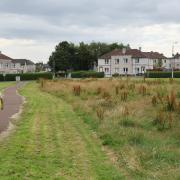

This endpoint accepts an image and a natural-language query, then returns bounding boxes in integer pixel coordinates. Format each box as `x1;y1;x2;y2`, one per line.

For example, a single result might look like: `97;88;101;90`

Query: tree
48;41;129;72
48;41;76;72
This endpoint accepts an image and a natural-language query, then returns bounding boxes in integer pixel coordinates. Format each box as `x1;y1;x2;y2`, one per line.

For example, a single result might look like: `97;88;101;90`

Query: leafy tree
48;41;129;72
48;41;75;72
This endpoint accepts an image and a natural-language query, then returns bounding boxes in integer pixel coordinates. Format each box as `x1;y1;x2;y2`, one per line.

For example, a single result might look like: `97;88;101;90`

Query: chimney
122;47;126;54
139;47;142;51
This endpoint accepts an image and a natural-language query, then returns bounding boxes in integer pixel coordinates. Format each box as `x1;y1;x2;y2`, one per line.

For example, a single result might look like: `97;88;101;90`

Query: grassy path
0;82;122;179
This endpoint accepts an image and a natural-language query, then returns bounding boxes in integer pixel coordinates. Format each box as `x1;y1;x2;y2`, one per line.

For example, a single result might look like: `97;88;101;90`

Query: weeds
73;85;81;96
152;96;157;106
96;106;105;121
166;91;176;111
139;85;146;96
121;91;128;101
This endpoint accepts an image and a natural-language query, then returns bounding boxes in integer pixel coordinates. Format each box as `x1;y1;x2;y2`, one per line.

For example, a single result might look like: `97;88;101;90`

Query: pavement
0;82;24;133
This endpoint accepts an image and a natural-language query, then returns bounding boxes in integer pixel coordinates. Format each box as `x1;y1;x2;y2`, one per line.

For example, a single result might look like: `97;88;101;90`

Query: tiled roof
100;49;147;59
0;52;13;60
174;53;180;59
12;59;35;65
142;52;167;59
99;49;167;59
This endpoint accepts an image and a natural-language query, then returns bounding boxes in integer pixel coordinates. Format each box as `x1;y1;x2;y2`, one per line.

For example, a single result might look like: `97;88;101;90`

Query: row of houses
97;48;180;77
0;51;36;74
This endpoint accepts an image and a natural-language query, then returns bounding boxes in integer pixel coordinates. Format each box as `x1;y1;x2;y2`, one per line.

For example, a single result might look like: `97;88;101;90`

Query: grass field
42;78;180;179
0;82;15;93
0;82;122;179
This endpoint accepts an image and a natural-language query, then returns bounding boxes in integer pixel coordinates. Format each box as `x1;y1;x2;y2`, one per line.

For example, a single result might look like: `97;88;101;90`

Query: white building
98;48;158;77
0;52;35;74
97;48;168;77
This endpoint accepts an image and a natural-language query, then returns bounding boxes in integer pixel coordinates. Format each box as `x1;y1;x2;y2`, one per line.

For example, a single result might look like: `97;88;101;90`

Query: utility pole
172;41;178;78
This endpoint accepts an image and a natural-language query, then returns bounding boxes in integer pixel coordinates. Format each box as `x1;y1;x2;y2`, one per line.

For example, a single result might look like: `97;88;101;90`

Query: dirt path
0;82;24;133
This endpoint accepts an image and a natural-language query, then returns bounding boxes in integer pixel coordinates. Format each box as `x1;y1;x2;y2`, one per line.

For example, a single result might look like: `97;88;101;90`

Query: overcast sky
0;0;180;63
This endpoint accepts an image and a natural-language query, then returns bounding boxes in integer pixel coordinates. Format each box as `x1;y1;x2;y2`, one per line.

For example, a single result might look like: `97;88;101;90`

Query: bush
145;71;180;78
112;73;119;77
0;73;53;81
71;71;104;78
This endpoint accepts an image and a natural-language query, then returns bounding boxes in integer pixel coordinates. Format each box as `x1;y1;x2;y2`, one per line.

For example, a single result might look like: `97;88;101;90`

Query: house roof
142;52;167;59
100;48;147;59
174;53;180;59
99;49;167;59
12;59;35;65
0;52;13;60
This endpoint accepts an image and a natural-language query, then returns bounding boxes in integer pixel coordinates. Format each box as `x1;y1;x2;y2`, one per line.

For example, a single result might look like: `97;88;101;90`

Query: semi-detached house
0;51;35;74
98;48;167;77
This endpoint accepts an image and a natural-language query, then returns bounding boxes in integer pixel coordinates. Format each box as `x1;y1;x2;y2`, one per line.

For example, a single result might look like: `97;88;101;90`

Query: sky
0;0;180;63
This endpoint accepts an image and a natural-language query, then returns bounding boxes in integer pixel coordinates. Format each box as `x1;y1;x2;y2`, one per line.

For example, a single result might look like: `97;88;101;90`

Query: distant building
97;48;168;77
172;53;180;70
0;51;35;74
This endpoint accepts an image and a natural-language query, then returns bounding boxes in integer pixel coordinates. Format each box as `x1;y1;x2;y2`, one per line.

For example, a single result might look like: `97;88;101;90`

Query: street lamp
172;41;178;78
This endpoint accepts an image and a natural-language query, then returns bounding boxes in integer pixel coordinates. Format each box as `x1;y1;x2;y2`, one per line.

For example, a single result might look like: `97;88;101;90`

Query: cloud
0;0;180;62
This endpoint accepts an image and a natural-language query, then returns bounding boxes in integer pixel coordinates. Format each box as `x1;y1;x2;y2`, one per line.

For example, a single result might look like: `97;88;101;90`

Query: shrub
145;71;180;78
112;73;119;77
71;71;104;78
0;73;53;81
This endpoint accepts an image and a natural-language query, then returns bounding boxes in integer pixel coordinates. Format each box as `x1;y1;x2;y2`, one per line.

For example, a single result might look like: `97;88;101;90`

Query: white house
0;52;35;74
97;48;169;77
98;48;156;77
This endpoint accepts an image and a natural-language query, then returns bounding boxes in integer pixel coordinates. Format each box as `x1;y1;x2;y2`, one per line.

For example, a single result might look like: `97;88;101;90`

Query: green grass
0;82;122;179
42;78;180;179
0;82;15;93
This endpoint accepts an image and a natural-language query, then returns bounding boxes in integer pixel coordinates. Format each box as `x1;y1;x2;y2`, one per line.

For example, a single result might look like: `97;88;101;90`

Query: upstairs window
123;68;128;73
105;59;109;64
135;58;139;63
115;59;119;64
124;58;128;63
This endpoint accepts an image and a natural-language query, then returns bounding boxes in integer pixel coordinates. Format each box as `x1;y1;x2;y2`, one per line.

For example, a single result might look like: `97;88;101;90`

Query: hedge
145;71;180;78
0;73;53;81
71;71;104;78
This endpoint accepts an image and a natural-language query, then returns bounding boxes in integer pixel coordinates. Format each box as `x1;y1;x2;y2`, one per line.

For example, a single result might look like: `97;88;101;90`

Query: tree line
48;41;129;72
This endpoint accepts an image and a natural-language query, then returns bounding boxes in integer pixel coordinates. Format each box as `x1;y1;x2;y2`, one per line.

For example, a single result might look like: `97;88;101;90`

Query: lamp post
172;41;178;78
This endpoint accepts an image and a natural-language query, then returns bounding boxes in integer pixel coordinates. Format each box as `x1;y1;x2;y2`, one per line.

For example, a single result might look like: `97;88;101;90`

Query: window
123;58;128;63
115;59;119;64
99;67;103;72
164;60;166;63
5;63;9;68
105;59;109;64
135;59;139;63
115;68;119;73
123;68;128;73
105;68;109;73
136;68;139;72
177;64;179;67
